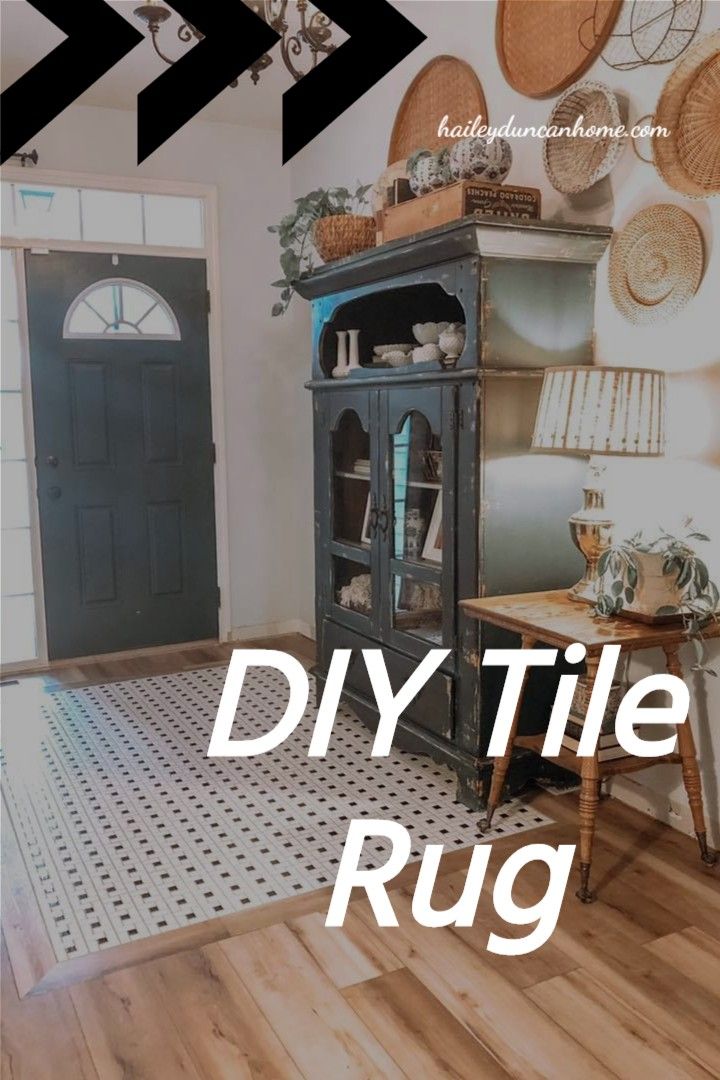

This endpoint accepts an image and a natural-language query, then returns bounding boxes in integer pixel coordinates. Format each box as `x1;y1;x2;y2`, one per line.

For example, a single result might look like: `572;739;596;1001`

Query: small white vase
347;329;361;370
333;331;349;378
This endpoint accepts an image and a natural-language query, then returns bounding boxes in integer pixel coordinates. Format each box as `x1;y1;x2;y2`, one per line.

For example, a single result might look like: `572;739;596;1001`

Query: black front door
25;251;218;659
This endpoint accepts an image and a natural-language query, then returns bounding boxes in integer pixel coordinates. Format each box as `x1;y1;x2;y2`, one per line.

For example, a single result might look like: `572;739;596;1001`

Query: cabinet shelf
390;556;442;583
335;470;370;481
330;539;370;564
335;470;440;491
396;480;441;490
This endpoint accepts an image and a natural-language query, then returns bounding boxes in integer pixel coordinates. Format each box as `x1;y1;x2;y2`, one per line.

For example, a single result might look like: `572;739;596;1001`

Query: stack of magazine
562;678;630;762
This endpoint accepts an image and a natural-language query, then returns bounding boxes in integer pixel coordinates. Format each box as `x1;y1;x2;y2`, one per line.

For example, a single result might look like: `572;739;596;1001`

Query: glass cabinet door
384;389;453;654
391;411;443;568
327;400;377;633
332;409;371;549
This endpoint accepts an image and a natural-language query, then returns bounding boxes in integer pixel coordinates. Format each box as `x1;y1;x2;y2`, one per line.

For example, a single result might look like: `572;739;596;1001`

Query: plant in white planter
594;523;719;674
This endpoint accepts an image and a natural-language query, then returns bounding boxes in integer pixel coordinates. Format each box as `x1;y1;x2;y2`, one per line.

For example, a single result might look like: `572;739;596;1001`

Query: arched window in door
63;278;180;340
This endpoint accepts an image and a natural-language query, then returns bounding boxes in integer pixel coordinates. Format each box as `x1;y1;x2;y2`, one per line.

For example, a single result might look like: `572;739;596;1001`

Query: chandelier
133;1;336;86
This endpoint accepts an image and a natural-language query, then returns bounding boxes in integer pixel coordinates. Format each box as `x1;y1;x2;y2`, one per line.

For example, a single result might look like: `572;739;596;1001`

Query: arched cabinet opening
320;282;466;378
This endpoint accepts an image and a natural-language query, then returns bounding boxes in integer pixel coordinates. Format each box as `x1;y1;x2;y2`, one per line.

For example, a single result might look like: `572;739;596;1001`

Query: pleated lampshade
532;366;665;458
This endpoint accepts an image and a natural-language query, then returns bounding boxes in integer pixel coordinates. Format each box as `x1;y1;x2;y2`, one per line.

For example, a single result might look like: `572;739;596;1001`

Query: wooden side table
460;589;719;903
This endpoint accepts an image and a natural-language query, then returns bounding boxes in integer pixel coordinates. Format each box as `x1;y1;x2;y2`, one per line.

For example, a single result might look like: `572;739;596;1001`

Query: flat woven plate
609;204;704;324
496;0;623;98
388;55;488;165
653;29;720;197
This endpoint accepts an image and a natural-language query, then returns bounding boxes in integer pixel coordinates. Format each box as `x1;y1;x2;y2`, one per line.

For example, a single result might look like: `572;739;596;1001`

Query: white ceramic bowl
373;343;414;356
412;322;449;345
412;343;444;364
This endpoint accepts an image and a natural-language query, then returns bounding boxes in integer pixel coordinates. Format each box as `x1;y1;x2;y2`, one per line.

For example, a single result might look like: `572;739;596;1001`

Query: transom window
63;279;180;340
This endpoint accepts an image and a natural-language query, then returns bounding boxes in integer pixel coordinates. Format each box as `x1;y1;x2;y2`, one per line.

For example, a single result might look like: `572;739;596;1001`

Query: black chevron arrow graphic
0;0;143;164
282;0;426;164
137;1;280;163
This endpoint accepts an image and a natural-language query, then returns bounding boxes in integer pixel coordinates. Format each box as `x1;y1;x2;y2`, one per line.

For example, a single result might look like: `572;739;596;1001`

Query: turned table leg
664;644;717;867
576;655;601;903
483;634;536;831
577;753;600;902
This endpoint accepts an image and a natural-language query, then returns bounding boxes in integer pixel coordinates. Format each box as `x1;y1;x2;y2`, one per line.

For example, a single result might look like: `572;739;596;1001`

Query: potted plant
594;521;719;674
268;185;373;316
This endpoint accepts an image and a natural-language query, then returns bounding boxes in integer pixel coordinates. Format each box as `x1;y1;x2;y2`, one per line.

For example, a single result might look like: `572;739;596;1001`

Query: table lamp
532;366;665;603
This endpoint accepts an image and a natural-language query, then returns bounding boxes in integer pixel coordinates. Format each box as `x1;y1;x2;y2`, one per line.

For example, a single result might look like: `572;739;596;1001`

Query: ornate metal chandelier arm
304;6;335;54
134;0;335;84
146;26;178;66
279;0;335;81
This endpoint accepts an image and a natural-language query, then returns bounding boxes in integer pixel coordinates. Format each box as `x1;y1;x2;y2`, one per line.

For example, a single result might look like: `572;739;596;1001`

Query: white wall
290;0;720;841
25;104;313;638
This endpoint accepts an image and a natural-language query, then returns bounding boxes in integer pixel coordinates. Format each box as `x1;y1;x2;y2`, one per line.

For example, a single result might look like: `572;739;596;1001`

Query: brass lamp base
568;457;613;604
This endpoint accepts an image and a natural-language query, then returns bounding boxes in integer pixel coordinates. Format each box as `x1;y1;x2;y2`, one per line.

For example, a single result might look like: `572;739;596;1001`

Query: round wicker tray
543;81;624;193
609;204;704;324
388;55;488;164
652;29;720;197
496;0;623;98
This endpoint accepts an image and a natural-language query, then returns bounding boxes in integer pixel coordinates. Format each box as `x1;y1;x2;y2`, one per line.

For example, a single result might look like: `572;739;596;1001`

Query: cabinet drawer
322;619;454;742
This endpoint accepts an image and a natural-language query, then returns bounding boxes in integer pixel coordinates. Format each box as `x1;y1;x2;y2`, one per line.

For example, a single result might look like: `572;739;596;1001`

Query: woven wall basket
609;204;704;324
312;215;375;263
388;56;488;164
651;29;720;197
496;0;623;97
543;81;624;194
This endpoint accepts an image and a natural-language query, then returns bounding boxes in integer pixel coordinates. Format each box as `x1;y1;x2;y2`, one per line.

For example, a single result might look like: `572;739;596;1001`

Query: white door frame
1;167;232;667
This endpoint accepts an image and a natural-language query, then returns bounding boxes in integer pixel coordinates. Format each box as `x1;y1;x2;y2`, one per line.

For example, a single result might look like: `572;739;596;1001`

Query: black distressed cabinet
298;216;611;809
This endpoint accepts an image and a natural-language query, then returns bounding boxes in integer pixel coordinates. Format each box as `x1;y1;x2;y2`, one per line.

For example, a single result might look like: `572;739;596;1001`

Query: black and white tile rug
1;665;552;962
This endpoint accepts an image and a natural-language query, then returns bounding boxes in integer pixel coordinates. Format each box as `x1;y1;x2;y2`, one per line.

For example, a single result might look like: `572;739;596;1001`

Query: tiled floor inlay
1;665;552;961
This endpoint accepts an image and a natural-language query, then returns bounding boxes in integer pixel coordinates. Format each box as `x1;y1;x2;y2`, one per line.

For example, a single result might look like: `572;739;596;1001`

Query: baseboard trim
229;620;315;642
608;774;720;848
1;637;220;678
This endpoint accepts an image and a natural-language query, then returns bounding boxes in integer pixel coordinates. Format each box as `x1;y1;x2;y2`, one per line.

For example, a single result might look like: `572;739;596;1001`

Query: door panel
69;361;112;466
25;250;218;659
141;362;180;463
77;505;117;604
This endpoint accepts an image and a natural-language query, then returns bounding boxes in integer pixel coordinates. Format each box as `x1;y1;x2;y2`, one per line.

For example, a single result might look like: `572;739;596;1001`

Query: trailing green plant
594;522;719;674
268;184;372;316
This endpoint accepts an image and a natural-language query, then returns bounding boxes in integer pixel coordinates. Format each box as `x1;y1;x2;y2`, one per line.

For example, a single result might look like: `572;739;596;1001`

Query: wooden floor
2;640;719;1079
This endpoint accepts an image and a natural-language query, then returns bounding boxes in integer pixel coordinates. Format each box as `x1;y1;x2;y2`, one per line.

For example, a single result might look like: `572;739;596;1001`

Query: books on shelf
561;678;631;761
561;731;631;762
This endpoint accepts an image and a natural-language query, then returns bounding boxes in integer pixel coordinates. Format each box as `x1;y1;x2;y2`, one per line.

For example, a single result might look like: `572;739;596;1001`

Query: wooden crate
378;181;542;244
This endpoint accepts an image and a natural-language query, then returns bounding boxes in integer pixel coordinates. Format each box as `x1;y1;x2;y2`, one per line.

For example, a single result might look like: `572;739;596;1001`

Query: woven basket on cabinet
313;214;375;262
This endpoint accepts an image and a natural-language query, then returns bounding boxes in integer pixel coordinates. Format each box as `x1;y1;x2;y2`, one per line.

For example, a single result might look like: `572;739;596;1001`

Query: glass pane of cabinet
333;555;372;617
332;410;371;548
391;572;443;644
392;412;443;567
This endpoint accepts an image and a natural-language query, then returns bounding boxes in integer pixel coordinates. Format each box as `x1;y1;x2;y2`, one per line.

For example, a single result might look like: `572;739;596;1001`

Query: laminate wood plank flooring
2;638;718;1079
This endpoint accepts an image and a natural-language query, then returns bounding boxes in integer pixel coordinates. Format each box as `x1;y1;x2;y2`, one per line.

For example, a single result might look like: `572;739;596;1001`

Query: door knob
47;486;62;500
46;455;59;467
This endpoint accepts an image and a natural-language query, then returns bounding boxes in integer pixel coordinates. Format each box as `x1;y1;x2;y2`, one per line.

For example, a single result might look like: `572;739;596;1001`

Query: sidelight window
63;279;180;340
